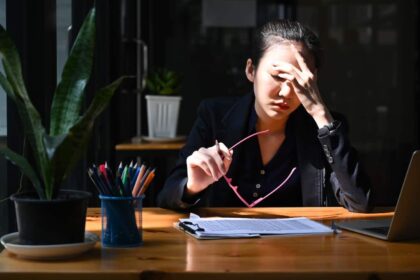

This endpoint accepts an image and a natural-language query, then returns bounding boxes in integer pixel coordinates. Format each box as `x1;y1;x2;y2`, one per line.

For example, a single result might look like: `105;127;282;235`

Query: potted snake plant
145;68;182;139
0;9;123;245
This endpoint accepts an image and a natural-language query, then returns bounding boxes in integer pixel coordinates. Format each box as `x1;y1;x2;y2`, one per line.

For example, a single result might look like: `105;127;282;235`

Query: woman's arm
156;100;232;210
276;44;372;212
156;103;211;210
318;118;372;212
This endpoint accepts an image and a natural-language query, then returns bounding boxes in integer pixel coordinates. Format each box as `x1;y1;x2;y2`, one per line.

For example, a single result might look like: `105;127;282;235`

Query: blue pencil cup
99;195;144;247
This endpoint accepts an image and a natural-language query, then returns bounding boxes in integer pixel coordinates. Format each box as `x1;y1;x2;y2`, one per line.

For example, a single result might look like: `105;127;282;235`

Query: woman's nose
279;82;293;97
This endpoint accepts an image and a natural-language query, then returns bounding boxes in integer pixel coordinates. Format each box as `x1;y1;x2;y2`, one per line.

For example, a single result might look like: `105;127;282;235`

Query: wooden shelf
115;141;185;151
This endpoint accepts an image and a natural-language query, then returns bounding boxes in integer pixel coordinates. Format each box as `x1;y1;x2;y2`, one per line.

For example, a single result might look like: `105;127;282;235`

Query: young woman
157;20;372;212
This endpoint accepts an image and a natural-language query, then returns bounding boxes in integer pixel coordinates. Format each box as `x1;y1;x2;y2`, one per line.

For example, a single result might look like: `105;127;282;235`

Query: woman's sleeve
318;120;373;213
156;101;213;210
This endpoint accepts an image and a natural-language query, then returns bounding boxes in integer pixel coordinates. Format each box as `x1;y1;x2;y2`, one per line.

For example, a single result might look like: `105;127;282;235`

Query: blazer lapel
219;92;254;177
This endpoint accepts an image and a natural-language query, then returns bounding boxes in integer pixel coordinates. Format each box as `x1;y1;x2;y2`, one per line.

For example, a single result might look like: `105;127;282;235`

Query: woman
157;20;372;212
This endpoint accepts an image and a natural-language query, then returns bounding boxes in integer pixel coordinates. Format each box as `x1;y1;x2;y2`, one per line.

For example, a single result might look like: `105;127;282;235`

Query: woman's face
246;41;315;121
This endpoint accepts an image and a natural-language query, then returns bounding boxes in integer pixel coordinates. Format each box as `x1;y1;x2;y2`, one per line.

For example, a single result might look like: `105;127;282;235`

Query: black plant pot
11;190;91;245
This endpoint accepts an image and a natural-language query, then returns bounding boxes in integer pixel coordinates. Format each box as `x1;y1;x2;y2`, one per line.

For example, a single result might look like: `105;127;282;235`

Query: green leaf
45;77;125;194
0;25;26;99
0;71;15;102
1;10;123;200
0;147;45;199
145;68;181;94
49;9;96;136
0;24;51;198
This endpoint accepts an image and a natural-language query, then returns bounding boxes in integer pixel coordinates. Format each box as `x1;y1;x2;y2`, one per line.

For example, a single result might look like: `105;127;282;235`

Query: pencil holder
99;195;144;247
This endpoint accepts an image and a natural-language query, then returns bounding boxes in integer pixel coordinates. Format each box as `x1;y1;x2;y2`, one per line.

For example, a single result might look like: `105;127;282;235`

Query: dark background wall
143;0;420;206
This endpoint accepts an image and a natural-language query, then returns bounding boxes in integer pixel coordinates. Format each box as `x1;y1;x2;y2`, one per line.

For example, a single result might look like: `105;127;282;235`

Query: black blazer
157;93;372;212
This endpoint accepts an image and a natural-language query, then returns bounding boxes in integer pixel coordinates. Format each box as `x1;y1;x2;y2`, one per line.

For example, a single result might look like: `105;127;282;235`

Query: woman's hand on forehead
269;43;315;75
290;43;316;77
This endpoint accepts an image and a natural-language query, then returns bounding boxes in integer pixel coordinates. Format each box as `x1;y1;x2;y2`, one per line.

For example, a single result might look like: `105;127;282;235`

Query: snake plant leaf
45;77;125;195
0;72;15;102
0;24;51;196
0;9;121;200
0;147;45;199
7;96;52;197
49;9;95;136
0;25;26;99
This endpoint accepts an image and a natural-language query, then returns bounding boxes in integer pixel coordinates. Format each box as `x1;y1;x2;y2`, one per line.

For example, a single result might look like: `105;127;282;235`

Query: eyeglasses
218;130;297;208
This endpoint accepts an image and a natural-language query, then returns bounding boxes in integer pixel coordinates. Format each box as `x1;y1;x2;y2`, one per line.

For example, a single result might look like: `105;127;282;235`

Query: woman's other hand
185;142;233;196
273;44;334;127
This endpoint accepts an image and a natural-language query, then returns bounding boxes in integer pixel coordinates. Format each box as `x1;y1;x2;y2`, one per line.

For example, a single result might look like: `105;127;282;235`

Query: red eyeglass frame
219;130;297;208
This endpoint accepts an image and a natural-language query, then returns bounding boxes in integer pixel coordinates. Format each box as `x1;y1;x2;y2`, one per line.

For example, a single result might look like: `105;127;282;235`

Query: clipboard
174;213;334;240
174;222;259;240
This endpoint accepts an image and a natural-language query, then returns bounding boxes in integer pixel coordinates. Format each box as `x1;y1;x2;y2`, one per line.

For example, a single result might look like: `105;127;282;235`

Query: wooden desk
2;207;420;280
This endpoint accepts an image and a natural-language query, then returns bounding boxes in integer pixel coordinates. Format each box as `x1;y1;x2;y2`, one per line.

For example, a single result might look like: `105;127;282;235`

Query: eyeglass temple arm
229;130;270;151
248;167;297;208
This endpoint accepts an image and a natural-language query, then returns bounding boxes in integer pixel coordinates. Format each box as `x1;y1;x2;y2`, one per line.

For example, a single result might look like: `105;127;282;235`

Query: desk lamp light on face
216;130;297;208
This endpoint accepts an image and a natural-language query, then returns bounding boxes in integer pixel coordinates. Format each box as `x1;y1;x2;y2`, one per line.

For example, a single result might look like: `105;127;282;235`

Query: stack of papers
175;213;334;239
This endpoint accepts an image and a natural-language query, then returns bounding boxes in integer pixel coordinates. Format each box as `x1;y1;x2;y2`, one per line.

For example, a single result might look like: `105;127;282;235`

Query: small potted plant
0;9;123;245
145;68;182;139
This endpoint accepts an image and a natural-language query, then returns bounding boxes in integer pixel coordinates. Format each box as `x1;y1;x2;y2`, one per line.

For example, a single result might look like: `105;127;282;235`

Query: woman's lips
272;103;290;110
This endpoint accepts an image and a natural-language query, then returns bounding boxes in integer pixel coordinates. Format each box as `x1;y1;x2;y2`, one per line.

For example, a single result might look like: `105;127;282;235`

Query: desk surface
2;207;420;280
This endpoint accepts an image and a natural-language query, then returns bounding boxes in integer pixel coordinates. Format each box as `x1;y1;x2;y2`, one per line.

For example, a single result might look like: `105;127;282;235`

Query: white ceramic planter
145;95;182;138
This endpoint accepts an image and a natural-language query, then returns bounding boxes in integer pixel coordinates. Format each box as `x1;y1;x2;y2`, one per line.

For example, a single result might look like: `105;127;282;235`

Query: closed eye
272;75;286;82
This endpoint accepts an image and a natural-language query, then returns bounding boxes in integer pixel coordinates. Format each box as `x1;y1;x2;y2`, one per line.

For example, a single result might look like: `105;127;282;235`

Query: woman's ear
245;58;255;82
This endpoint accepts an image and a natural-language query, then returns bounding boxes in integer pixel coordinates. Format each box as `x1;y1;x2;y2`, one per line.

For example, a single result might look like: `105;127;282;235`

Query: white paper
177;214;334;239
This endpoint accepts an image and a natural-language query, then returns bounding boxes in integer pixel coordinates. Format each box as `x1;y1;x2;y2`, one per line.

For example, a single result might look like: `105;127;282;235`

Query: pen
105;162;115;183
124;164;132;195
132;165;147;196
87;168;105;194
138;169;155;196
131;166;140;189
115;165;124;196
88;160;157;197
99;163;115;195
93;164;113;195
121;164;128;186
138;167;151;189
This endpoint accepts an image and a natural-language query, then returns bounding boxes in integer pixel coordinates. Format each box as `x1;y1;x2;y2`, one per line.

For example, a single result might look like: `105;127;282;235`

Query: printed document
176;213;334;239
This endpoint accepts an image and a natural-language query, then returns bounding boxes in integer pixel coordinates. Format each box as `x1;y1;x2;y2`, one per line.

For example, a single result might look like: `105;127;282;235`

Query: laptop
336;150;420;241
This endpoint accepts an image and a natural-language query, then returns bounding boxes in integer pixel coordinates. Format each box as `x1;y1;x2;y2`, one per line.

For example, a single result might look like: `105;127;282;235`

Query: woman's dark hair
252;20;322;69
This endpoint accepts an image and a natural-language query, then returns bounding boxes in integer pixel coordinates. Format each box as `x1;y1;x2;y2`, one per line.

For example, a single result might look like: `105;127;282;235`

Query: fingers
272;43;316;87
186;153;213;177
277;73;294;81
272;62;305;85
273;62;315;91
213;142;234;177
290;43;313;78
218;142;234;171
277;72;306;92
217;142;233;160
187;143;232;181
187;151;219;180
